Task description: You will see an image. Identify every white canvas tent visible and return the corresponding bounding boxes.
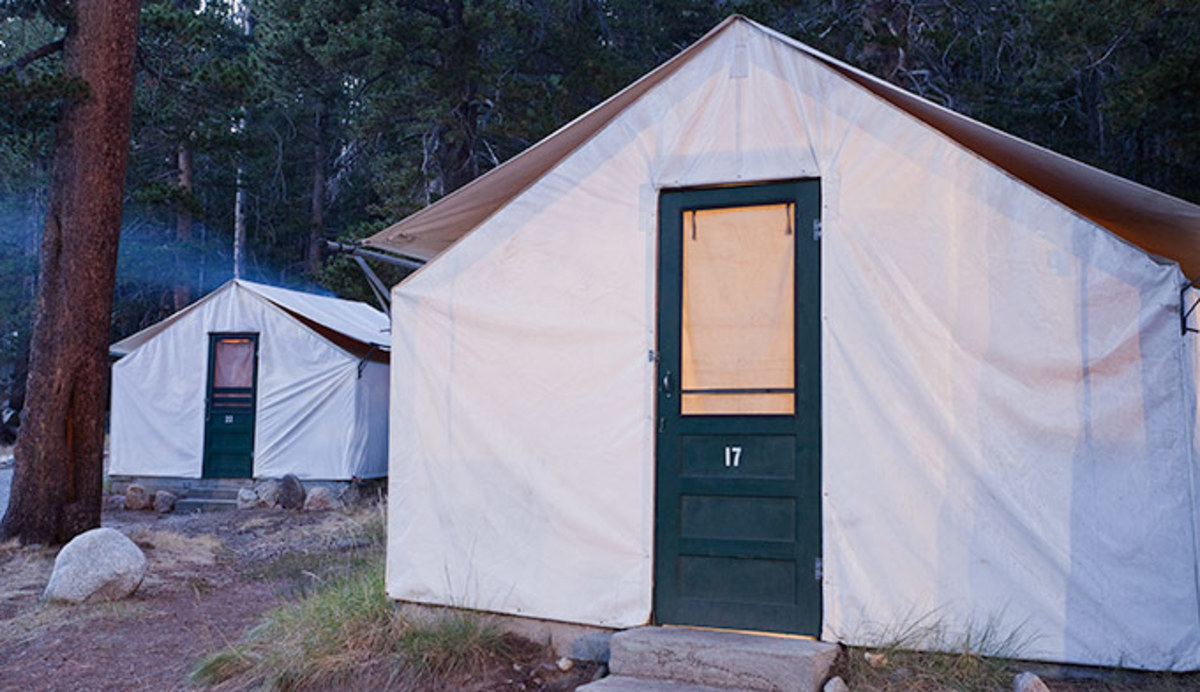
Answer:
[110,279,390,481]
[374,16,1200,670]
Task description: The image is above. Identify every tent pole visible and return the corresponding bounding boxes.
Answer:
[325,240,425,271]
[353,255,391,313]
[1182,275,1200,335]
[325,240,426,314]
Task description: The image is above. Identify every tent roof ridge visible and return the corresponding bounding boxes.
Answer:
[235,279,391,349]
[110,278,390,357]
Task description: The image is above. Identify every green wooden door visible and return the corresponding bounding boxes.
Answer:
[655,180,821,635]
[202,333,259,478]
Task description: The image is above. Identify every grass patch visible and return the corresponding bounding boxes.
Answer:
[192,553,513,690]
[192,502,514,690]
[196,553,398,689]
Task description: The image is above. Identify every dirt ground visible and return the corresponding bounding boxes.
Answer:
[0,506,598,692]
[0,509,336,690]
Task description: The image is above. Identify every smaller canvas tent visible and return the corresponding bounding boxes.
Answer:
[110,279,390,480]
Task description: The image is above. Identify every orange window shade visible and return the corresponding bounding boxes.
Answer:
[212,338,255,388]
[681,203,795,415]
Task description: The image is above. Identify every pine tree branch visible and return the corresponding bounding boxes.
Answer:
[2,38,65,74]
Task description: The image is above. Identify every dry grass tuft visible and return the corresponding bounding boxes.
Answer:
[396,608,513,679]
[832,612,1034,692]
[126,527,223,568]
[0,544,56,605]
[236,514,275,533]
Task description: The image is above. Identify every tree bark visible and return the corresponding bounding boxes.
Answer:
[0,0,141,545]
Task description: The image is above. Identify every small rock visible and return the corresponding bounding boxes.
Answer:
[864,651,888,668]
[279,473,306,510]
[123,484,149,511]
[1014,671,1051,692]
[824,676,849,692]
[571,631,613,664]
[303,486,339,511]
[104,495,126,511]
[43,527,146,604]
[890,667,912,683]
[236,487,258,509]
[152,490,177,514]
[555,657,574,672]
[254,479,280,508]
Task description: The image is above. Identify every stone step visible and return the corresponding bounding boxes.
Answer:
[607,627,839,692]
[174,498,239,513]
[108,476,254,500]
[578,675,733,692]
[181,487,243,501]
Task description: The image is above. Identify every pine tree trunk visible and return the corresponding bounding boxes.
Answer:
[173,142,193,310]
[0,0,141,545]
[233,164,246,279]
[307,107,325,275]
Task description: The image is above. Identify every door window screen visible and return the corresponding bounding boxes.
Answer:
[212,337,255,388]
[681,203,795,415]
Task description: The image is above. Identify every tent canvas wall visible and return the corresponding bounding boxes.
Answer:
[374,16,1200,670]
[110,279,390,481]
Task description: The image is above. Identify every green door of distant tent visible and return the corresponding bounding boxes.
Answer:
[202,333,258,478]
[654,180,822,635]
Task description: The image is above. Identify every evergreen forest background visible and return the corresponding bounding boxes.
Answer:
[1,0,1196,388]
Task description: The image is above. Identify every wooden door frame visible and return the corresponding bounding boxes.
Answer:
[202,331,260,479]
[652,179,823,635]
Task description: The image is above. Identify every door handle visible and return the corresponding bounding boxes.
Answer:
[661,371,673,397]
